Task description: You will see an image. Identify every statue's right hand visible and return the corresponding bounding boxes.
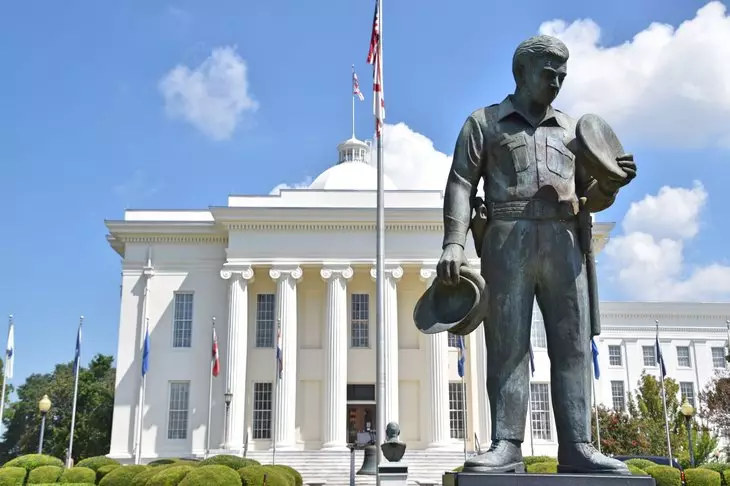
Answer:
[437,243,467,286]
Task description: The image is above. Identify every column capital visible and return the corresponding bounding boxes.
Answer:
[270,265,303,282]
[320,264,354,281]
[419,266,437,283]
[142,265,155,278]
[220,265,255,282]
[370,264,403,282]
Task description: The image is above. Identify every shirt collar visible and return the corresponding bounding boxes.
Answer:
[496,95,567,128]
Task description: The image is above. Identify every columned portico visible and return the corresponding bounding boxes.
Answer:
[370,264,403,426]
[220,264,255,451]
[320,264,353,450]
[419,266,452,449]
[270,264,303,450]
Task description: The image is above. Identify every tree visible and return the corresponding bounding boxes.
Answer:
[699,374,730,454]
[0,354,115,463]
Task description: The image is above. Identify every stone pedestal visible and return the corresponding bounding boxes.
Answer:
[378,463,408,486]
[443,472,655,486]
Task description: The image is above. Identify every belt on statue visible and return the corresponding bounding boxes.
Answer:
[487,199,578,221]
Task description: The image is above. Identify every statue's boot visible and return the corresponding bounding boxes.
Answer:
[462,440,525,473]
[557,443,630,475]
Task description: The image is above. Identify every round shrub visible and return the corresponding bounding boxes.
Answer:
[96,464,121,483]
[523,456,556,466]
[199,455,259,470]
[131,464,177,486]
[179,465,242,485]
[148,459,179,467]
[0,466,27,485]
[26,465,63,483]
[625,459,659,471]
[628,465,648,476]
[99,464,148,486]
[147,465,196,486]
[526,462,557,474]
[452,466,463,472]
[3,454,63,471]
[701,463,730,474]
[239,466,288,486]
[59,466,96,483]
[269,464,302,486]
[685,468,721,486]
[645,465,682,486]
[75,455,120,471]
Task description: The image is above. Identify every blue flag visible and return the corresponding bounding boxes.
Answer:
[142,326,150,377]
[457,335,466,378]
[73,323,82,373]
[591,338,600,380]
[655,336,666,377]
[529,343,535,377]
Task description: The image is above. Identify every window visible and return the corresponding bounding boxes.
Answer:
[608,345,622,366]
[448,382,465,439]
[677,346,691,367]
[680,382,695,407]
[172,293,193,348]
[611,381,625,411]
[253,382,273,439]
[448,333,461,348]
[643,346,657,367]
[531,303,547,349]
[167,382,190,439]
[530,383,552,441]
[712,347,726,369]
[255,294,276,348]
[351,293,369,348]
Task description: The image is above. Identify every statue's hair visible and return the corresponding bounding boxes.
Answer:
[512,35,569,83]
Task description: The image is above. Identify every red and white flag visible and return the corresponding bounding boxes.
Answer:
[352,68,365,102]
[366,0,384,136]
[211,327,220,377]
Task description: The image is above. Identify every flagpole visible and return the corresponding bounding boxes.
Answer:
[592,378,601,454]
[206,318,216,459]
[66,316,84,468]
[0,315,13,438]
[352,65,356,138]
[272,318,281,466]
[656,320,673,466]
[527,343,534,456]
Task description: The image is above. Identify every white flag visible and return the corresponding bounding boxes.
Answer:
[5,323,14,380]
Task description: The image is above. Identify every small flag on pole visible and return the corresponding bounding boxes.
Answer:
[591,338,600,380]
[5,320,14,380]
[529,343,535,377]
[211,326,220,378]
[73,322,82,373]
[655,336,666,378]
[366,0,384,136]
[457,335,466,378]
[352,67,364,102]
[276,320,283,380]
[142,322,150,377]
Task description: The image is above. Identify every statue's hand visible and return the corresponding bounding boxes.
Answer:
[615,153,637,187]
[437,243,467,286]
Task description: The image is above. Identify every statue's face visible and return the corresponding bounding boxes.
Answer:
[521,55,567,106]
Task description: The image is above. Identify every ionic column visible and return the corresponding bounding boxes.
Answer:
[320,264,354,449]
[370,264,403,425]
[220,265,255,451]
[270,265,303,450]
[420,267,452,449]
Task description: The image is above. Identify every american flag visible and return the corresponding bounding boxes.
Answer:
[276,319,283,380]
[352,66,364,102]
[366,0,384,136]
[211,326,220,378]
[457,335,466,378]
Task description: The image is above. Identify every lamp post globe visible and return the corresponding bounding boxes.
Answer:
[38,395,51,414]
[680,399,696,467]
[37,394,51,454]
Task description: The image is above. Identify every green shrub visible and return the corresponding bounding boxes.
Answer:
[628,465,648,475]
[3,454,63,471]
[75,456,120,471]
[30,484,95,486]
[199,455,259,470]
[98,465,148,486]
[146,465,195,486]
[238,466,288,486]
[685,468,721,486]
[26,465,63,483]
[0,466,27,486]
[645,465,682,486]
[59,466,96,484]
[452,466,463,472]
[95,464,120,483]
[626,459,659,471]
[526,461,557,474]
[179,465,242,485]
[523,456,556,466]
[702,463,730,474]
[131,464,176,486]
[268,465,302,486]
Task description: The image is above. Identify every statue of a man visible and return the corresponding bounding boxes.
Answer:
[437,35,636,474]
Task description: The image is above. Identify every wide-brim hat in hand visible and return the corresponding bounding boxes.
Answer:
[413,266,488,336]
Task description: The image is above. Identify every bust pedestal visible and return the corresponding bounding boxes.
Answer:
[379,462,409,486]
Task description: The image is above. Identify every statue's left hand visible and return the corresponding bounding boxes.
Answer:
[615,153,637,186]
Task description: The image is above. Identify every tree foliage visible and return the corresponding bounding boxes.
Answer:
[699,373,730,455]
[0,354,115,463]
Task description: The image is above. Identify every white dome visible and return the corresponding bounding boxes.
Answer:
[308,161,398,191]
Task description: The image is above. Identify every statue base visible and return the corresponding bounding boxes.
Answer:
[443,472,655,486]
[378,462,408,486]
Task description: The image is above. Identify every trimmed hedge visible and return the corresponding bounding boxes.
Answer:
[526,462,557,474]
[74,456,120,471]
[626,459,658,471]
[628,465,648,476]
[523,456,556,466]
[239,466,289,486]
[131,464,177,486]
[59,466,96,484]
[26,465,63,483]
[3,454,63,472]
[268,464,302,486]
[146,465,196,486]
[0,466,27,486]
[98,464,148,486]
[179,465,242,485]
[685,468,721,486]
[199,455,259,470]
[95,464,120,484]
[31,484,95,486]
[645,465,682,486]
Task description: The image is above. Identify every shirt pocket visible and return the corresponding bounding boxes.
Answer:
[498,133,529,173]
[546,135,575,179]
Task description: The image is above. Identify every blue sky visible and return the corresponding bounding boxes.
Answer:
[2,0,729,384]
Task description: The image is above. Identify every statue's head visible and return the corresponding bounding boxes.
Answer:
[385,421,400,441]
[512,35,569,106]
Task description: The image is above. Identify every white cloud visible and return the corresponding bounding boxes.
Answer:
[540,1,730,148]
[113,169,162,206]
[604,182,730,301]
[270,177,313,195]
[159,46,258,141]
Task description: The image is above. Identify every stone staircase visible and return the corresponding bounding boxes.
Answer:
[244,450,466,486]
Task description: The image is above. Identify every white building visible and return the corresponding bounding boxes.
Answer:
[105,136,730,479]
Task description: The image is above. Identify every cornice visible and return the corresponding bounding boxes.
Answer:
[601,311,730,321]
[223,222,443,232]
[110,234,229,245]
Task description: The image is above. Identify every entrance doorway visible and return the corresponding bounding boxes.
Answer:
[347,404,376,445]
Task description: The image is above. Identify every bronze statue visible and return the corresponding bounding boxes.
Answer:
[381,422,406,463]
[414,35,636,475]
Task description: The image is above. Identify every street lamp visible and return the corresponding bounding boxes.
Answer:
[37,395,51,454]
[680,399,696,468]
[223,391,233,450]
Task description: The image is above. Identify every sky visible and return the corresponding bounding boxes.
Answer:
[2,0,730,385]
